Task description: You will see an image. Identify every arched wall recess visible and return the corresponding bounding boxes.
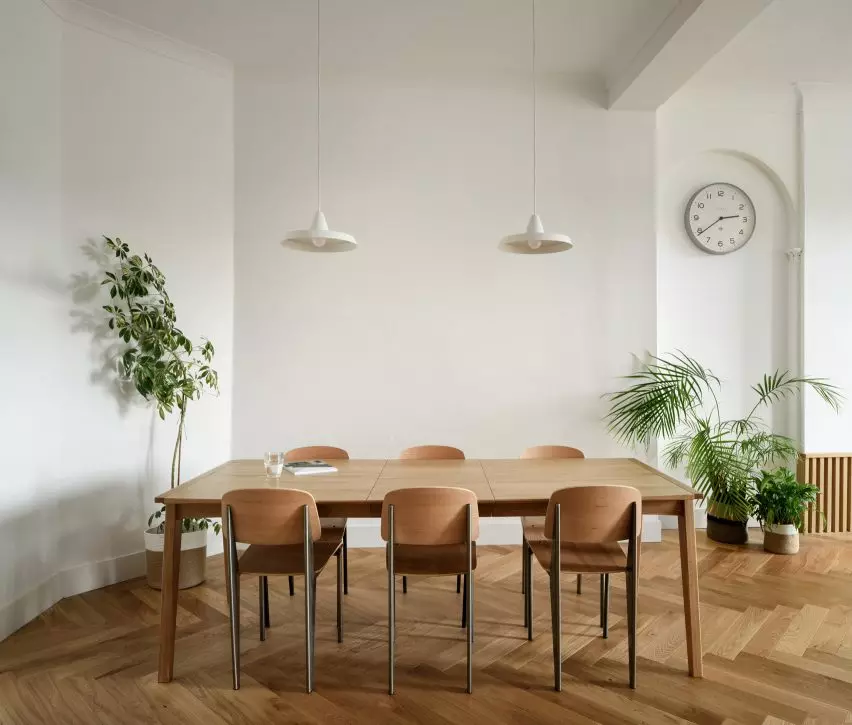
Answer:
[657,148,800,465]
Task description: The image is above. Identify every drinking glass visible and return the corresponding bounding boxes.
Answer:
[264,451,284,477]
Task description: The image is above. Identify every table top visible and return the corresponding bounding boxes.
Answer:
[156,457,697,507]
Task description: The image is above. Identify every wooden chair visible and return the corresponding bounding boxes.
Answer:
[282,446,350,601]
[398,445,466,593]
[525,486,641,690]
[519,446,586,606]
[222,489,344,692]
[381,487,479,694]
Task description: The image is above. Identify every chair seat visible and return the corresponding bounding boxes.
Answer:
[390,543,477,576]
[529,539,628,573]
[238,539,342,576]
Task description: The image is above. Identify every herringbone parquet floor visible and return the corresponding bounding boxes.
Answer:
[1,531,852,725]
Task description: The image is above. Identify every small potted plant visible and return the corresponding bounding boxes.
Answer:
[101,236,220,589]
[751,468,820,554]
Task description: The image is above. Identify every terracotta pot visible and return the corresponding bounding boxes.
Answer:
[144,527,207,589]
[763,523,799,555]
[706,513,748,545]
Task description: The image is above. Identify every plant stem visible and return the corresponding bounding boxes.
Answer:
[170,399,186,489]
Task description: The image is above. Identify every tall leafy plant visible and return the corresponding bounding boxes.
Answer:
[605,352,841,521]
[101,236,220,534]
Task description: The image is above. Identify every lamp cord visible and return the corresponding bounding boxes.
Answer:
[532,0,536,216]
[317,0,322,212]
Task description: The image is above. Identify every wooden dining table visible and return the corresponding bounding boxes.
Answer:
[155,457,703,682]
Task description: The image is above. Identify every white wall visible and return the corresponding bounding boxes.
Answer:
[0,1,234,639]
[800,84,852,451]
[233,77,656,458]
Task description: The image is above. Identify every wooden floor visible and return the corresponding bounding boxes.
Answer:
[2,531,852,725]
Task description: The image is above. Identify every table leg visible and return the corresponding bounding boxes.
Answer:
[158,504,182,682]
[677,499,702,677]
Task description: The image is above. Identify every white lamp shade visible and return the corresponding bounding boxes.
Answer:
[282,210,356,253]
[499,213,573,254]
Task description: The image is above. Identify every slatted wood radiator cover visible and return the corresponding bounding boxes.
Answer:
[798,453,852,533]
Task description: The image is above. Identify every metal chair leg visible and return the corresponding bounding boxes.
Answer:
[466,503,473,694]
[627,569,637,688]
[336,550,343,643]
[402,575,407,593]
[303,507,314,694]
[552,503,562,692]
[523,544,530,629]
[457,574,462,594]
[388,505,395,696]
[289,575,295,596]
[526,542,533,641]
[577,574,582,595]
[225,506,240,691]
[343,528,349,595]
[599,574,604,628]
[263,575,270,629]
[603,573,610,639]
[461,573,468,628]
[259,576,268,642]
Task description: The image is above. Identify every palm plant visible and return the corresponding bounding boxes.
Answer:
[605,352,841,521]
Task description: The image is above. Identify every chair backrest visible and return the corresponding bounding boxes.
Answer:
[380,487,479,545]
[521,445,585,460]
[399,445,465,460]
[285,446,349,462]
[222,489,321,546]
[544,486,641,543]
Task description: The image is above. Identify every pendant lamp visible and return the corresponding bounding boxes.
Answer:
[282,0,356,253]
[500,0,573,254]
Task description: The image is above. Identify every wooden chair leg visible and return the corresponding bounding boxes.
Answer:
[457,574,462,594]
[289,575,295,597]
[577,574,582,595]
[402,575,408,593]
[343,529,349,595]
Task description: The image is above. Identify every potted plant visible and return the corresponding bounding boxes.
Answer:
[751,468,819,554]
[101,236,220,589]
[605,352,840,545]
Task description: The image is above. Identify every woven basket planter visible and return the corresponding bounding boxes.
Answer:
[144,527,208,590]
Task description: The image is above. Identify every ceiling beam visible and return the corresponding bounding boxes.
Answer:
[607,0,774,111]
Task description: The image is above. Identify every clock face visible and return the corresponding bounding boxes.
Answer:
[685,183,755,254]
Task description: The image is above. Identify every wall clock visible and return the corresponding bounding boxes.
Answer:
[684,182,756,254]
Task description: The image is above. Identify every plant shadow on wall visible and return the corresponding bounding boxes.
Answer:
[604,352,841,545]
[75,237,221,588]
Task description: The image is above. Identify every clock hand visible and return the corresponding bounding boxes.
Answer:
[699,215,739,233]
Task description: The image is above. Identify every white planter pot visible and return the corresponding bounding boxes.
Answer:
[763,523,799,555]
[144,527,208,589]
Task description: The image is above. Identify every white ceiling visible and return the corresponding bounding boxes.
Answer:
[70,0,680,82]
[679,0,852,91]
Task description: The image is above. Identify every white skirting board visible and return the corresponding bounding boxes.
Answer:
[0,550,146,642]
[345,515,663,549]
